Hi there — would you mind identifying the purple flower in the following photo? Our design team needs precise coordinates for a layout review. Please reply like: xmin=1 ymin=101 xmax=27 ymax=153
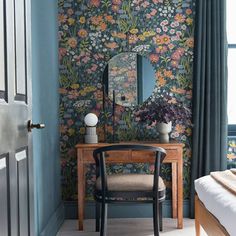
xmin=136 ymin=95 xmax=191 ymax=125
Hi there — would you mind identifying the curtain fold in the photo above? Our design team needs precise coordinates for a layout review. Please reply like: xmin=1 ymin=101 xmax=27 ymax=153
xmin=190 ymin=0 xmax=228 ymax=218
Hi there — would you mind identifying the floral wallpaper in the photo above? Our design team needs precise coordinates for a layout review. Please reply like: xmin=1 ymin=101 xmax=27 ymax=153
xmin=58 ymin=0 xmax=195 ymax=201
xmin=227 ymin=137 xmax=236 ymax=168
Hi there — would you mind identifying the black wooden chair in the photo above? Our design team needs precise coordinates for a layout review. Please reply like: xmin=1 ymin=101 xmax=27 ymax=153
xmin=93 ymin=144 xmax=166 ymax=236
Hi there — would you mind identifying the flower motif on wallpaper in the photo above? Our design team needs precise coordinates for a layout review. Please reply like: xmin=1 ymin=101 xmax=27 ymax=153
xmin=228 ymin=139 xmax=236 ymax=161
xmin=132 ymin=44 xmax=151 ymax=53
xmin=58 ymin=0 xmax=195 ymax=200
xmin=227 ymin=138 xmax=236 ymax=169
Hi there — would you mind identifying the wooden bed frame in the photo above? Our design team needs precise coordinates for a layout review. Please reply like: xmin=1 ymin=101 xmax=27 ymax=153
xmin=195 ymin=194 xmax=230 ymax=236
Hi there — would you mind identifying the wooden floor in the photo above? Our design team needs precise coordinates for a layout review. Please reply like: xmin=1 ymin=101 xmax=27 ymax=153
xmin=57 ymin=218 xmax=207 ymax=236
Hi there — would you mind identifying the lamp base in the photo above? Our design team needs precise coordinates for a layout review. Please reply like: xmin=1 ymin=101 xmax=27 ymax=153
xmin=84 ymin=135 xmax=98 ymax=144
xmin=84 ymin=126 xmax=98 ymax=143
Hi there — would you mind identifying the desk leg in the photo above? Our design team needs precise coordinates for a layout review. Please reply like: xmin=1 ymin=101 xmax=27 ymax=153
xmin=177 ymin=160 xmax=183 ymax=229
xmin=78 ymin=154 xmax=85 ymax=231
xmin=171 ymin=162 xmax=177 ymax=219
xmin=195 ymin=195 xmax=200 ymax=236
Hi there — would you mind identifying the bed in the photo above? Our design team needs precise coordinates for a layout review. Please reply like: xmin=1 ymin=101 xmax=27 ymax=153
xmin=194 ymin=170 xmax=236 ymax=236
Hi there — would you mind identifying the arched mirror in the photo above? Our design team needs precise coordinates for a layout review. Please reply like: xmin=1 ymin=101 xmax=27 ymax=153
xmin=103 ymin=52 xmax=156 ymax=107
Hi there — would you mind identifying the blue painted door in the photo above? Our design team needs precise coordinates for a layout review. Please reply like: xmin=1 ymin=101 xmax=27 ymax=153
xmin=0 ymin=0 xmax=35 ymax=235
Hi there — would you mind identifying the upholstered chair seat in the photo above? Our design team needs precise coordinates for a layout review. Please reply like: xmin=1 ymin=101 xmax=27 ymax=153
xmin=96 ymin=174 xmax=165 ymax=192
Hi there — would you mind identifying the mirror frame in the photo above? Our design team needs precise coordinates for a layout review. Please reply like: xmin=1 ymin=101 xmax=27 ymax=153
xmin=102 ymin=52 xmax=156 ymax=107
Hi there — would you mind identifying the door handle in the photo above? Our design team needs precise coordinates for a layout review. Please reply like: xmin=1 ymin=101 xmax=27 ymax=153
xmin=27 ymin=120 xmax=45 ymax=132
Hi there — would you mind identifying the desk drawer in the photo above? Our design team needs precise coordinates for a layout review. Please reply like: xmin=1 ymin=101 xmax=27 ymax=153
xmin=83 ymin=150 xmax=131 ymax=163
xmin=132 ymin=151 xmax=155 ymax=163
xmin=132 ymin=149 xmax=179 ymax=163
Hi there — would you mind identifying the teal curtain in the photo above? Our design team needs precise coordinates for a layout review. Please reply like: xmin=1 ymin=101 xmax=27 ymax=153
xmin=190 ymin=0 xmax=228 ymax=218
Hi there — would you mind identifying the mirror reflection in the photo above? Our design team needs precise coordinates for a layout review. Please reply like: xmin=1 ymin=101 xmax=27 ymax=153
xmin=103 ymin=52 xmax=156 ymax=107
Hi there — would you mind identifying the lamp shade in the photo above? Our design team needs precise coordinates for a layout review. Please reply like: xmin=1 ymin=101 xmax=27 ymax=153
xmin=84 ymin=113 xmax=98 ymax=127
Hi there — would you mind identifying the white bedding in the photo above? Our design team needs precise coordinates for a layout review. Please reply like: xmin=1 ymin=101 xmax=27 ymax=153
xmin=195 ymin=175 xmax=236 ymax=236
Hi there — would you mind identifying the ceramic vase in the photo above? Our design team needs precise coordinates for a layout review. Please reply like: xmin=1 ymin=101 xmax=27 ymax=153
xmin=156 ymin=121 xmax=172 ymax=143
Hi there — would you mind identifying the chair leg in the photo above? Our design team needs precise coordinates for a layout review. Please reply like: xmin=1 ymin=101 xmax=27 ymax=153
xmin=100 ymin=201 xmax=108 ymax=236
xmin=159 ymin=202 xmax=163 ymax=231
xmin=95 ymin=202 xmax=100 ymax=232
xmin=153 ymin=201 xmax=157 ymax=235
xmin=153 ymin=199 xmax=160 ymax=236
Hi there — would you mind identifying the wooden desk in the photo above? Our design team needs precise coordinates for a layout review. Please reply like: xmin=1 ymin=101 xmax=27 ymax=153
xmin=76 ymin=142 xmax=183 ymax=230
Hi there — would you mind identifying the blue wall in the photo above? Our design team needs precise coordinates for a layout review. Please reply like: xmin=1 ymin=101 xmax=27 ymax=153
xmin=31 ymin=0 xmax=64 ymax=235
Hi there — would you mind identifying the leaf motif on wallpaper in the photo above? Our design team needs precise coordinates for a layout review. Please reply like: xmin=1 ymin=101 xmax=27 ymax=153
xmin=59 ymin=75 xmax=72 ymax=88
xmin=182 ymin=57 xmax=193 ymax=75
xmin=79 ymin=40 xmax=90 ymax=51
xmin=117 ymin=126 xmax=139 ymax=141
xmin=177 ymin=74 xmax=191 ymax=90
xmin=59 ymin=66 xmax=78 ymax=88
xmin=59 ymin=104 xmax=65 ymax=118
xmin=159 ymin=56 xmax=171 ymax=67
xmin=101 ymin=0 xmax=111 ymax=9
xmin=58 ymin=0 xmax=64 ymax=8
xmin=118 ymin=20 xmax=129 ymax=33
xmin=163 ymin=0 xmax=172 ymax=6
xmin=117 ymin=1 xmax=137 ymax=33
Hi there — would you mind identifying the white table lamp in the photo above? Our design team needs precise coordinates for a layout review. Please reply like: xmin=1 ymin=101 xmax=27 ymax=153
xmin=84 ymin=113 xmax=98 ymax=144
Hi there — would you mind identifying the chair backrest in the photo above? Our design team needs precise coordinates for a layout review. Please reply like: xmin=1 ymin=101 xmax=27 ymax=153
xmin=93 ymin=144 xmax=166 ymax=193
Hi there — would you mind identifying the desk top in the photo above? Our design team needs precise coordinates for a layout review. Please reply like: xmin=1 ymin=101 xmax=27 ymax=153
xmin=75 ymin=141 xmax=184 ymax=149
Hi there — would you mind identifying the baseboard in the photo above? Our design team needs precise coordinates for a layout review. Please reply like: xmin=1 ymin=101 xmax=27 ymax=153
xmin=64 ymin=200 xmax=190 ymax=219
xmin=40 ymin=202 xmax=65 ymax=236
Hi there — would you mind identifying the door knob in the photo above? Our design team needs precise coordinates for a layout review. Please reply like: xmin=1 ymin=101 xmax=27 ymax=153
xmin=27 ymin=120 xmax=45 ymax=132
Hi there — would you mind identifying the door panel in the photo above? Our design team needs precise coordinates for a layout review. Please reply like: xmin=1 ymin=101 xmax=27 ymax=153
xmin=0 ymin=0 xmax=6 ymax=100
xmin=16 ymin=148 xmax=29 ymax=236
xmin=0 ymin=0 xmax=33 ymax=235
xmin=0 ymin=154 xmax=10 ymax=236
xmin=15 ymin=0 xmax=26 ymax=100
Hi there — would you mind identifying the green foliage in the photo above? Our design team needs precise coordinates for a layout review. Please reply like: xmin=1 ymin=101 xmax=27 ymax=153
xmin=101 ymin=0 xmax=111 ymax=9
xmin=117 ymin=1 xmax=137 ymax=33
xmin=79 ymin=40 xmax=90 ymax=51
